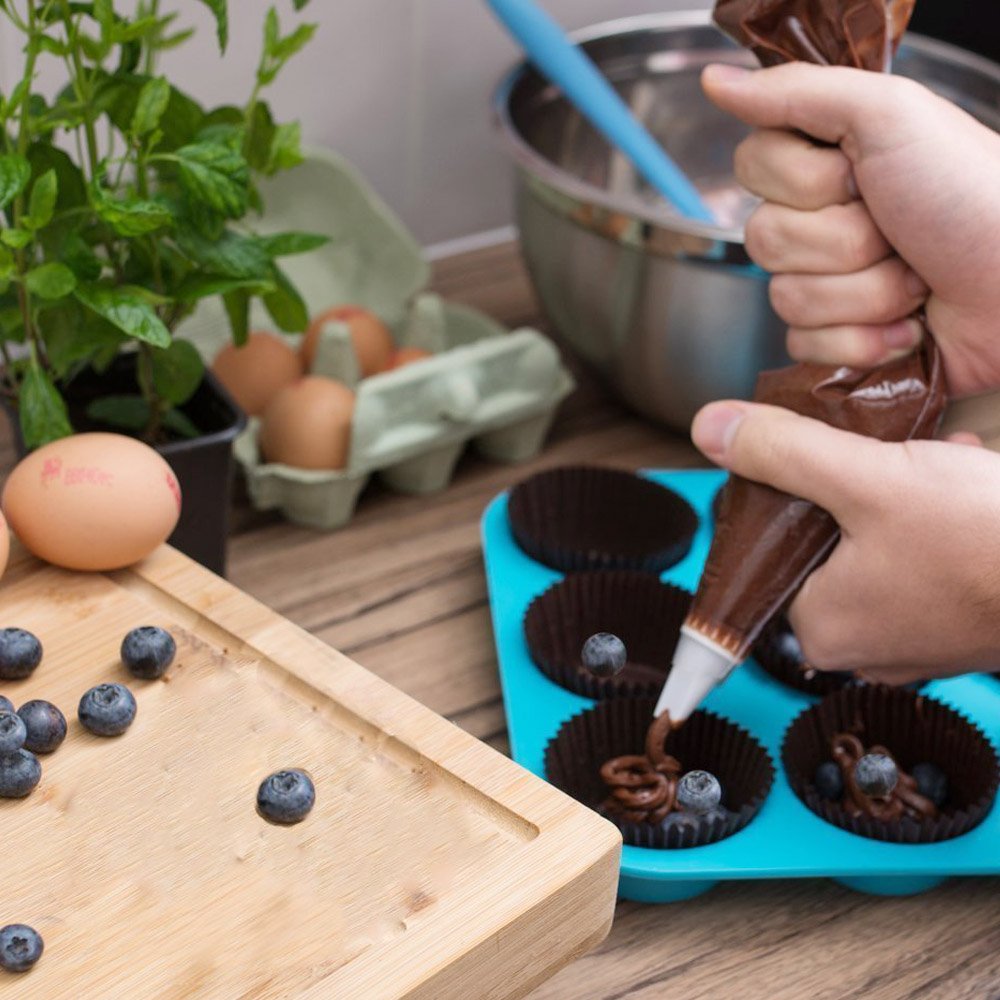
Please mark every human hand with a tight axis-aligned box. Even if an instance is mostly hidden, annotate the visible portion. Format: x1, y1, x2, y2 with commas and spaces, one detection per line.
703, 61, 1000, 397
692, 399, 1000, 683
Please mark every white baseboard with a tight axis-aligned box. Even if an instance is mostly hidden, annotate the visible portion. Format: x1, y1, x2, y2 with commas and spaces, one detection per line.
423, 225, 518, 262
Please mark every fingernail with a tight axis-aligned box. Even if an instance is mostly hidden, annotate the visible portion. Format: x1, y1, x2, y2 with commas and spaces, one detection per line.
692, 403, 746, 460
703, 63, 751, 86
904, 268, 928, 298
882, 317, 922, 350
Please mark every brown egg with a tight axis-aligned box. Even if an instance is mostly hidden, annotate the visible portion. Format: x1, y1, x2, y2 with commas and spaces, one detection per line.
301, 306, 394, 378
259, 376, 355, 471
384, 347, 433, 371
0, 511, 9, 581
212, 332, 303, 416
2, 433, 181, 571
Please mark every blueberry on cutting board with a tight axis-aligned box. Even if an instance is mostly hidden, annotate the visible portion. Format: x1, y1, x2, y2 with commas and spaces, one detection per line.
121, 626, 176, 680
78, 683, 137, 737
0, 711, 26, 755
0, 924, 43, 973
257, 769, 316, 825
0, 629, 42, 681
0, 750, 41, 798
17, 701, 67, 754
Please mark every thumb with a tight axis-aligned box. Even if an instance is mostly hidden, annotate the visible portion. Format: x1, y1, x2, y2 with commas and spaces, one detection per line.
691, 400, 886, 522
701, 61, 920, 152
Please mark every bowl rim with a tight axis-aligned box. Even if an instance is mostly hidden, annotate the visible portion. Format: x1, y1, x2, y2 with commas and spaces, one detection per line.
492, 9, 1000, 243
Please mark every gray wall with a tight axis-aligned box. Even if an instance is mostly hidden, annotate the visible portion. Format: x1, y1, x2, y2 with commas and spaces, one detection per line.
0, 0, 712, 247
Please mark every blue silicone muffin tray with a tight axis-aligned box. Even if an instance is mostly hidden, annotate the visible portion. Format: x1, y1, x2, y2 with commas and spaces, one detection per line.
481, 469, 1000, 902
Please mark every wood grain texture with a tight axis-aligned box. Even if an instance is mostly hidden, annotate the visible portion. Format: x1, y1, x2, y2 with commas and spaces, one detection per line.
2, 241, 999, 999
0, 543, 619, 999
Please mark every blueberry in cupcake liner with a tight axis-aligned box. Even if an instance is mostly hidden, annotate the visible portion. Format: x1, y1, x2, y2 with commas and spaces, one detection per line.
545, 696, 774, 849
524, 571, 692, 700
507, 466, 698, 574
781, 684, 999, 844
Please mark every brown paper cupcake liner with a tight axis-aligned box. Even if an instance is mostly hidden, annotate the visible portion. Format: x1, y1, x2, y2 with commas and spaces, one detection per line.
507, 466, 698, 574
752, 615, 854, 697
524, 572, 692, 699
782, 685, 999, 843
753, 615, 928, 698
545, 697, 774, 849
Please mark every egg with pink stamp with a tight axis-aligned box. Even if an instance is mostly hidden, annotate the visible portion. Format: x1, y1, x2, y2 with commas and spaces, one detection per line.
2, 433, 182, 571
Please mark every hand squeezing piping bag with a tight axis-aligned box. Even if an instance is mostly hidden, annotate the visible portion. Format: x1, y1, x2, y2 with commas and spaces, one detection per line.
655, 341, 946, 721
655, 0, 934, 723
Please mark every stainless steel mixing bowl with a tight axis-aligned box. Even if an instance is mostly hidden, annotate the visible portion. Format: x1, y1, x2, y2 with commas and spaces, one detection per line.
494, 12, 1000, 429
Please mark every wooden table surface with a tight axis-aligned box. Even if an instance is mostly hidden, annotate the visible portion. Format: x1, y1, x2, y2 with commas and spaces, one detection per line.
7, 243, 1000, 999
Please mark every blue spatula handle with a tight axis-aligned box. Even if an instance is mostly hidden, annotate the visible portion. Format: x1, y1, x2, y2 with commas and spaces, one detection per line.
487, 0, 716, 223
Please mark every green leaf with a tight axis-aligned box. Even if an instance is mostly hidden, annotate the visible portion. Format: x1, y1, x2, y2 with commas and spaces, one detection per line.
170, 142, 249, 218
1, 229, 32, 249
0, 244, 12, 280
90, 183, 173, 236
3, 80, 30, 120
260, 231, 328, 257
292, 0, 311, 9
0, 155, 30, 210
263, 265, 308, 332
131, 76, 170, 136
244, 101, 276, 173
38, 303, 123, 377
27, 169, 57, 230
222, 288, 249, 346
61, 232, 103, 282
158, 27, 196, 51
151, 338, 203, 405
196, 0, 228, 52
176, 227, 270, 279
86, 394, 149, 432
272, 22, 315, 62
27, 144, 87, 211
74, 284, 171, 347
20, 365, 73, 449
25, 262, 77, 299
174, 273, 273, 301
37, 36, 71, 57
162, 407, 200, 439
97, 73, 205, 152
267, 121, 303, 173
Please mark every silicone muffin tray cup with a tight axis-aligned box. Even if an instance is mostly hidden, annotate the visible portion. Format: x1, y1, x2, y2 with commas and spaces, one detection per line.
481, 469, 1000, 902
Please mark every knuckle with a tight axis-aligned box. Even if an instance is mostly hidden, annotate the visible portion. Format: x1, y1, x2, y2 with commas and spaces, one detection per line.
732, 138, 759, 191
768, 275, 806, 323
744, 207, 781, 268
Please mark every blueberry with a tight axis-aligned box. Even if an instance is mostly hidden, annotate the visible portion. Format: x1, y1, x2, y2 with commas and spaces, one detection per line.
0, 749, 41, 798
912, 761, 949, 808
17, 701, 67, 754
774, 627, 803, 663
676, 769, 723, 815
581, 633, 627, 679
814, 761, 844, 801
854, 753, 898, 798
78, 683, 137, 737
660, 811, 699, 834
0, 711, 26, 755
0, 924, 43, 973
257, 769, 316, 825
0, 629, 42, 681
121, 626, 176, 680
0, 696, 12, 714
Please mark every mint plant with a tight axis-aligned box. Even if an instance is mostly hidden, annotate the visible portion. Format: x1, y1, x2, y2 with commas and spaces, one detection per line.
0, 0, 323, 447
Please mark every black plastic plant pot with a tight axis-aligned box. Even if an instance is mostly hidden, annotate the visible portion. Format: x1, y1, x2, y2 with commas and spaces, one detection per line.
7, 354, 247, 577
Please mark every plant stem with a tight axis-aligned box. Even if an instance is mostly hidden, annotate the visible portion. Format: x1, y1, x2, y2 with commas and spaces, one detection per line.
136, 342, 161, 442
12, 0, 41, 367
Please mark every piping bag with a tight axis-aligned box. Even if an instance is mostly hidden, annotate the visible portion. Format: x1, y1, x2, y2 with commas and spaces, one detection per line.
654, 0, 947, 722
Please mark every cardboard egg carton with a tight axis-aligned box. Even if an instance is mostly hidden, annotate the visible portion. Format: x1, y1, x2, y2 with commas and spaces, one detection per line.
179, 149, 574, 530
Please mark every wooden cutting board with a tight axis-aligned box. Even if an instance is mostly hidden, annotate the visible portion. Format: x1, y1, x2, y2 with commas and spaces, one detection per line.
0, 544, 620, 999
